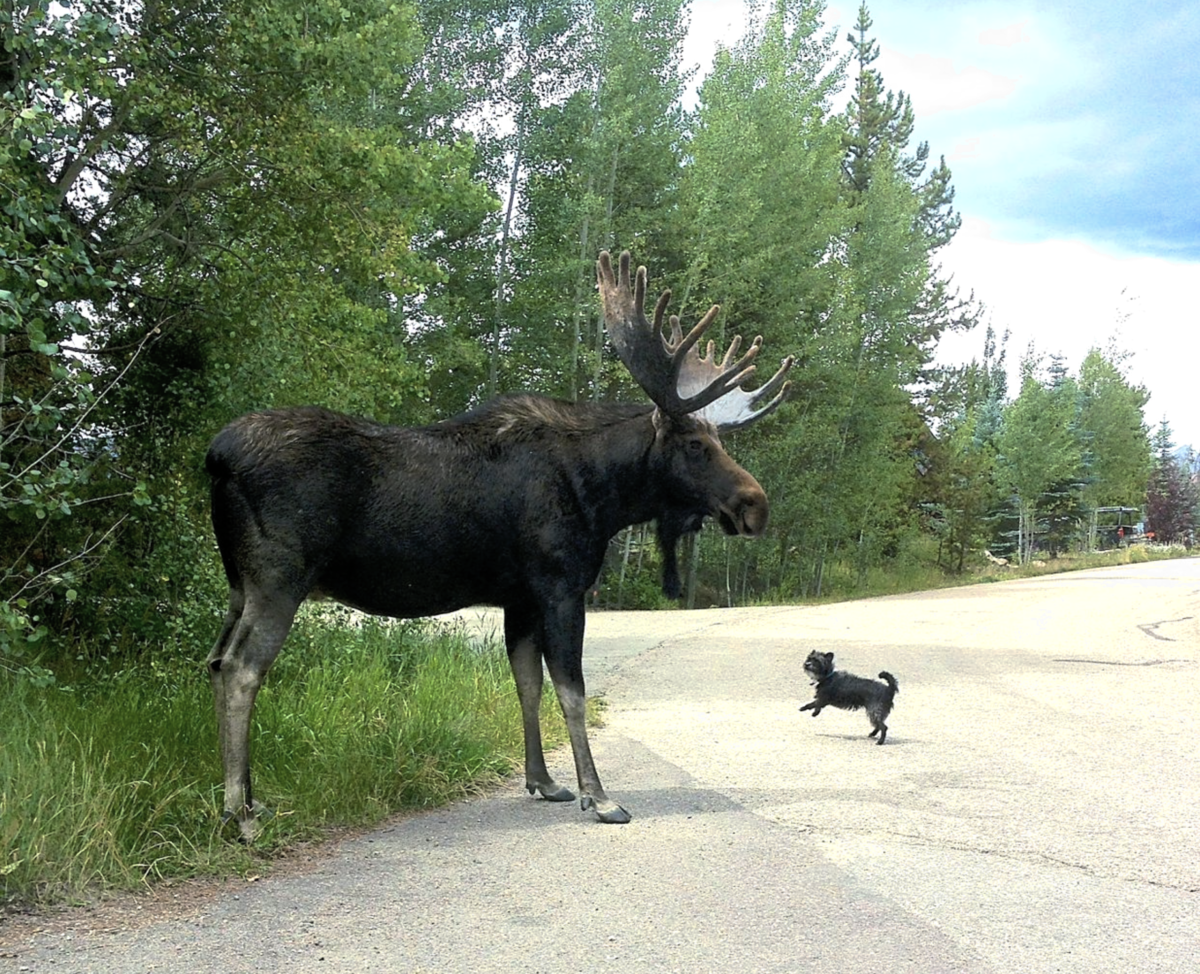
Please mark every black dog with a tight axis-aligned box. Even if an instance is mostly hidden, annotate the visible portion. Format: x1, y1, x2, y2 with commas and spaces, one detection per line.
799, 650, 899, 744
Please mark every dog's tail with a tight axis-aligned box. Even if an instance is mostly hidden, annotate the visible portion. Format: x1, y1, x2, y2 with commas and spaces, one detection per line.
879, 672, 899, 696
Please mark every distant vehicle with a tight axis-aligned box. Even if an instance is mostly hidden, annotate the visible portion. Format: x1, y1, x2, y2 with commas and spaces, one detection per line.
1092, 506, 1144, 548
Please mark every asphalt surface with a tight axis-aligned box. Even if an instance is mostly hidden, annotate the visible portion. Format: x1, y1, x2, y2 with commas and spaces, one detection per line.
4, 559, 1198, 972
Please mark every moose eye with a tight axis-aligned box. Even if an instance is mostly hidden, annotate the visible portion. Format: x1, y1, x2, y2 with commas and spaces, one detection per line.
686, 438, 707, 459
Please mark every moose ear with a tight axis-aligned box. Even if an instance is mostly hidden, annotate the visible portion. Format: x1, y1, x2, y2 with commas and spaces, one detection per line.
648, 405, 676, 443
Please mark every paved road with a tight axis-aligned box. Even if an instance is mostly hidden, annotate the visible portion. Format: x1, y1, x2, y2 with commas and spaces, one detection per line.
5, 560, 1198, 972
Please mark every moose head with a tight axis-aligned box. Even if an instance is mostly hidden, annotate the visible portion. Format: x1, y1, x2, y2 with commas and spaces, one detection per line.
597, 251, 793, 595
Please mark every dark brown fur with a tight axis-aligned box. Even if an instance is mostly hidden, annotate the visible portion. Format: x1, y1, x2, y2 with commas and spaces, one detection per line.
206, 398, 769, 836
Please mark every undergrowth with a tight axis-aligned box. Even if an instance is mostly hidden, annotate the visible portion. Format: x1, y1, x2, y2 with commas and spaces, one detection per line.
0, 614, 564, 906
793, 540, 1194, 603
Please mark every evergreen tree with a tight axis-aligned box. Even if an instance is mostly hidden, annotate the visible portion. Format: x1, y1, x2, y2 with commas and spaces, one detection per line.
843, 2, 922, 196
1146, 421, 1197, 544
803, 1, 977, 590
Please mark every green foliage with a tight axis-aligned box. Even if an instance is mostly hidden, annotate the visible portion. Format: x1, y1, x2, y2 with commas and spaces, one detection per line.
2, 0, 496, 673
0, 617, 564, 904
3, 0, 1187, 907
501, 0, 689, 401
593, 526, 678, 610
993, 354, 1085, 563
1077, 346, 1152, 509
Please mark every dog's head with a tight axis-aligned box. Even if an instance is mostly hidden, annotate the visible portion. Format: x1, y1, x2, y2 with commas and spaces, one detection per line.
802, 650, 835, 683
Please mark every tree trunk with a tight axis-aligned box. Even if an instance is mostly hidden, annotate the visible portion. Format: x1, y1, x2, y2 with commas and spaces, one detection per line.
685, 533, 700, 609
616, 525, 633, 608
492, 125, 525, 397
570, 173, 594, 401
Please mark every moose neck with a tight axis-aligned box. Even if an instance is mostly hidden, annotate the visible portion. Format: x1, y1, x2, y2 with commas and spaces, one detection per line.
554, 402, 668, 537
436, 394, 681, 541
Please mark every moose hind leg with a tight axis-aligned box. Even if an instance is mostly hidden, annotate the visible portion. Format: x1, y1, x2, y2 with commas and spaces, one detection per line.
505, 622, 574, 804
208, 589, 299, 841
206, 590, 244, 758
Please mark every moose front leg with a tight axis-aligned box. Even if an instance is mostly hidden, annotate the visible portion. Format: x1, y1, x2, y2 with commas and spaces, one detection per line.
505, 607, 574, 804
543, 598, 631, 824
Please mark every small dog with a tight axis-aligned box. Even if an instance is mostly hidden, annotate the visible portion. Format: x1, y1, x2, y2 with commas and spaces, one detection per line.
799, 650, 899, 744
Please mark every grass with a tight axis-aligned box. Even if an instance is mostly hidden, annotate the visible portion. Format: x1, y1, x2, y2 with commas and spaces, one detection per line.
1, 614, 566, 907
797, 538, 1194, 604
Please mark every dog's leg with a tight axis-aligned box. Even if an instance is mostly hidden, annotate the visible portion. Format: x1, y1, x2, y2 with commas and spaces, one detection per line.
799, 701, 822, 716
874, 722, 887, 744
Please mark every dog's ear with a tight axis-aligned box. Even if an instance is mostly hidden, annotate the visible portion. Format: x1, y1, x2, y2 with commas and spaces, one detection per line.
822, 652, 834, 664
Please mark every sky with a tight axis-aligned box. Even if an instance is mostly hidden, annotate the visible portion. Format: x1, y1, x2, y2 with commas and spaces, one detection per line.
682, 0, 1200, 449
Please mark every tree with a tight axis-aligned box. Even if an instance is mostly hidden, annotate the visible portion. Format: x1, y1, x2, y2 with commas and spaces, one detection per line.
1146, 421, 1197, 545
678, 0, 847, 599
843, 2, 923, 198
2, 0, 494, 664
504, 0, 689, 402
924, 325, 1007, 571
1076, 346, 1152, 513
993, 353, 1084, 563
797, 0, 976, 593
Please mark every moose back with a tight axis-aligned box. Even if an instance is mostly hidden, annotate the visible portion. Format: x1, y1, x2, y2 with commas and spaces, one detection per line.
205, 251, 792, 840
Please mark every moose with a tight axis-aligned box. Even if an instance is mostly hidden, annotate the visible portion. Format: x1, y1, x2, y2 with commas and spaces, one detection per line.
205, 251, 792, 840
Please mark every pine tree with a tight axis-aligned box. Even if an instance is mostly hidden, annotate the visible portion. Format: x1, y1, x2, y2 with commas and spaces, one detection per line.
1146, 421, 1198, 544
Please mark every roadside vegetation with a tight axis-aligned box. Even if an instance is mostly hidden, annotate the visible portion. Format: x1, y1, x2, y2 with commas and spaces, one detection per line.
2, 615, 567, 906
799, 537, 1193, 603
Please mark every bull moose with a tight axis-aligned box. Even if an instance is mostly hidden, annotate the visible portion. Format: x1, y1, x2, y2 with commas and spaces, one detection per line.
205, 251, 792, 840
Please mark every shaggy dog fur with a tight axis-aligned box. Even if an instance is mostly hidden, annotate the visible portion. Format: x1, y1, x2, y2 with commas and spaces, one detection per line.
799, 650, 898, 744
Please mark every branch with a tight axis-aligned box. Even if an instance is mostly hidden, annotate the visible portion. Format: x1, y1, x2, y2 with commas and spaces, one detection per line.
7, 515, 129, 603
2, 326, 156, 491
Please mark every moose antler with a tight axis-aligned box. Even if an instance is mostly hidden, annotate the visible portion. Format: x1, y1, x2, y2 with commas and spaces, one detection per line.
596, 250, 793, 430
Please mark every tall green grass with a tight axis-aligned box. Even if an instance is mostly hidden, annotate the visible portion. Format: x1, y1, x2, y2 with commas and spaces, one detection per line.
1, 616, 564, 905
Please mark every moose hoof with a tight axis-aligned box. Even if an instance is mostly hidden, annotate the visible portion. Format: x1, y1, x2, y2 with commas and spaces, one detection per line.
220, 801, 275, 843
581, 795, 632, 824
527, 781, 576, 803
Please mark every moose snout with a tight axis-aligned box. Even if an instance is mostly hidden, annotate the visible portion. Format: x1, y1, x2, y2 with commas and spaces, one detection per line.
717, 485, 770, 537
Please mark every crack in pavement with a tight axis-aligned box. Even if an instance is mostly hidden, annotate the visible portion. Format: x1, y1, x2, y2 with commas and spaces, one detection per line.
1136, 615, 1194, 640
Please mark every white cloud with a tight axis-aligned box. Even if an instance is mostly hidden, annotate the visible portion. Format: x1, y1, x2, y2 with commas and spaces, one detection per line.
876, 46, 1019, 115
978, 21, 1033, 47
948, 136, 983, 161
681, 1, 748, 68
936, 218, 1200, 447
